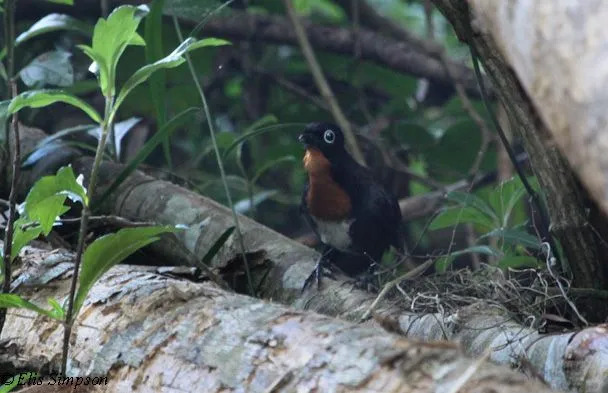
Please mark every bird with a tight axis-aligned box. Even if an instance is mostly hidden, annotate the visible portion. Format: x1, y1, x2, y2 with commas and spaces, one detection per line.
298, 122, 403, 291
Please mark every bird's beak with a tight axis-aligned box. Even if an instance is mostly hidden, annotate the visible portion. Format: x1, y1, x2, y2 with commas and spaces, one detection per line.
298, 134, 307, 144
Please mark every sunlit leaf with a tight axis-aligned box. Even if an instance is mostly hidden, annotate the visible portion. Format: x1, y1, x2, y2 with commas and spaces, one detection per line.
112, 37, 230, 118
19, 50, 74, 88
11, 218, 43, 260
8, 89, 101, 123
72, 226, 177, 318
78, 5, 150, 95
0, 293, 61, 320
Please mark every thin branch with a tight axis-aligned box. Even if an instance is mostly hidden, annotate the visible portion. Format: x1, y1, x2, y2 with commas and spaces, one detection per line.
173, 17, 254, 295
0, 0, 18, 336
283, 0, 366, 165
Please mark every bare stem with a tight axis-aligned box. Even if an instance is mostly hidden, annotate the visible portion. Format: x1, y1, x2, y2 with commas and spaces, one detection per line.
61, 94, 114, 374
283, 0, 366, 166
0, 0, 18, 337
173, 17, 254, 295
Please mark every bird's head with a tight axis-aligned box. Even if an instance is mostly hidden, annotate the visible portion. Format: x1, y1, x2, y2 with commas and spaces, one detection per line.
298, 122, 345, 165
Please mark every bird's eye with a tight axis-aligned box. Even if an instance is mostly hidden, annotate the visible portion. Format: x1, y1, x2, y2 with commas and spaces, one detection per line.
323, 129, 335, 144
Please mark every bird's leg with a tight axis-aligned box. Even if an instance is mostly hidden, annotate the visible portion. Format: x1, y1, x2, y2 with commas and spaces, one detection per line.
302, 247, 336, 292
349, 252, 379, 292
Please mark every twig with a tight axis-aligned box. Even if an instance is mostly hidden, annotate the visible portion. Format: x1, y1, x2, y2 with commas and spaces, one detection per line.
57, 216, 155, 229
283, 0, 366, 166
360, 259, 434, 322
62, 87, 115, 375
542, 242, 588, 326
173, 17, 254, 296
0, 0, 18, 337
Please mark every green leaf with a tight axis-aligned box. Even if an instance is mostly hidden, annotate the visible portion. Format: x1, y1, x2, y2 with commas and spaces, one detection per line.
45, 0, 74, 4
447, 191, 498, 223
429, 206, 495, 230
95, 108, 200, 207
26, 166, 87, 209
72, 226, 177, 318
201, 226, 235, 265
490, 177, 527, 226
0, 100, 10, 142
19, 50, 74, 88
11, 218, 44, 260
480, 228, 541, 250
111, 37, 230, 119
47, 298, 65, 319
497, 256, 541, 269
24, 166, 86, 233
8, 89, 102, 123
15, 14, 92, 45
145, 0, 170, 165
79, 5, 150, 96
0, 294, 61, 319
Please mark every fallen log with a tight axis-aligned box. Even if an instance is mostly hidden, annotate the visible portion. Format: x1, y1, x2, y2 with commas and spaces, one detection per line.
2, 125, 606, 392
1, 245, 557, 393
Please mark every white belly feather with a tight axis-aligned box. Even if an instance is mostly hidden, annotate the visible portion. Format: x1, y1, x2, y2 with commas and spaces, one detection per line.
312, 217, 354, 251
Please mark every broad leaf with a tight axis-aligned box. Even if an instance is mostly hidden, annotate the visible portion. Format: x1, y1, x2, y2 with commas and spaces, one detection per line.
19, 50, 74, 87
447, 191, 498, 223
9, 89, 101, 123
429, 206, 495, 230
0, 294, 61, 320
26, 166, 87, 208
15, 14, 92, 45
11, 218, 44, 260
145, 0, 170, 165
25, 166, 87, 233
72, 226, 176, 317
78, 5, 149, 96
111, 37, 230, 118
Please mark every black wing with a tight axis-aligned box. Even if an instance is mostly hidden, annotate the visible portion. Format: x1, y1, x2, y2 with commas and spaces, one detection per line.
349, 183, 403, 261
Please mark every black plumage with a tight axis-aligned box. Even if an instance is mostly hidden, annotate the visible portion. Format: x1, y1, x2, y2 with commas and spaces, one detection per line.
299, 122, 403, 289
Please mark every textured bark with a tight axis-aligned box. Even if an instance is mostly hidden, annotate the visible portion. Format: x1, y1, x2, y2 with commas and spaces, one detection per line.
0, 245, 557, 393
430, 0, 608, 291
3, 126, 607, 392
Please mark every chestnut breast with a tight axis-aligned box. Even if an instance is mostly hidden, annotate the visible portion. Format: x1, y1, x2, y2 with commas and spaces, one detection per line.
303, 148, 352, 221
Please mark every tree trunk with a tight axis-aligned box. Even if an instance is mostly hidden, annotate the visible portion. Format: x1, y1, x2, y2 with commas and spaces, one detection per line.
431, 0, 608, 291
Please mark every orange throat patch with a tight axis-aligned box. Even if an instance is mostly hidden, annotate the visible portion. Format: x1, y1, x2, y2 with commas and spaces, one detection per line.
303, 148, 352, 221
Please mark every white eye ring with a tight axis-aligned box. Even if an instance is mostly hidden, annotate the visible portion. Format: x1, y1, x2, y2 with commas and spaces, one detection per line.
323, 129, 335, 144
